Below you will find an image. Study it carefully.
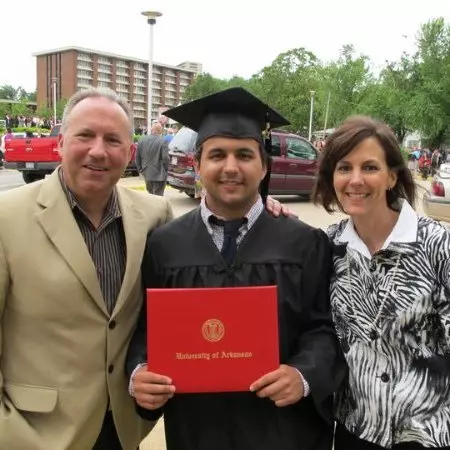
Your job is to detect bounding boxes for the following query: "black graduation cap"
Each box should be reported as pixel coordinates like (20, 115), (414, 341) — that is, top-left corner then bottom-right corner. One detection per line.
(163, 87), (290, 201)
(163, 87), (289, 147)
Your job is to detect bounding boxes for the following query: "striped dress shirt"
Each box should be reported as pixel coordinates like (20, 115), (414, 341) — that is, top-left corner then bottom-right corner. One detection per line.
(58, 169), (126, 314)
(200, 196), (264, 249)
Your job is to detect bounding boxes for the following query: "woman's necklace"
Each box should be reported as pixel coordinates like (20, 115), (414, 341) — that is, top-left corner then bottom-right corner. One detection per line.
(346, 251), (401, 337)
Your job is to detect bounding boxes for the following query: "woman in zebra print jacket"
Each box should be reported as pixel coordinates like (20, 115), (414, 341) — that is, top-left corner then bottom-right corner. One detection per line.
(313, 116), (450, 449)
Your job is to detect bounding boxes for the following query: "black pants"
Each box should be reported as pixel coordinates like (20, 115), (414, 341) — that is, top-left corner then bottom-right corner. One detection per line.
(92, 411), (123, 450)
(334, 423), (450, 450)
(145, 180), (166, 196)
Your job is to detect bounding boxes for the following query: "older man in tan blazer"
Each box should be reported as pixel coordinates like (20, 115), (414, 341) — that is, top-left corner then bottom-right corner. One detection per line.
(0, 88), (172, 449)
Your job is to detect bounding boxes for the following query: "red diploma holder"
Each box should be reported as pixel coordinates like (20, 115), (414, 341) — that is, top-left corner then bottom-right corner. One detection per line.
(147, 286), (279, 393)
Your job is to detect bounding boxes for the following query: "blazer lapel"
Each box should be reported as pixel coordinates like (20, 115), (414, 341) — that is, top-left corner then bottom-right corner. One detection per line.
(111, 187), (148, 318)
(35, 171), (108, 317)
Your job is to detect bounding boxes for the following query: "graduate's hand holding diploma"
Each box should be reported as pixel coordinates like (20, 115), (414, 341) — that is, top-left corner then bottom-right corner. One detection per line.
(250, 364), (304, 407)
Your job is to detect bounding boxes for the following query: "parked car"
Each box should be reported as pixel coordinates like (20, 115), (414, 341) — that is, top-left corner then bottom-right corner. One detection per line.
(422, 163), (450, 223)
(167, 127), (319, 198)
(166, 127), (198, 197)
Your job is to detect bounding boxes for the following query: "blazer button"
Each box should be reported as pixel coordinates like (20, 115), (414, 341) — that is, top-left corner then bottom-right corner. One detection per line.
(108, 365), (114, 374)
(380, 372), (390, 383)
(109, 320), (116, 330)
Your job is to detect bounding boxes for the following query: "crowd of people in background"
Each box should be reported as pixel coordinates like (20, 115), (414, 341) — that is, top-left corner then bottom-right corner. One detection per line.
(134, 123), (178, 138)
(4, 114), (52, 129)
(407, 146), (449, 179)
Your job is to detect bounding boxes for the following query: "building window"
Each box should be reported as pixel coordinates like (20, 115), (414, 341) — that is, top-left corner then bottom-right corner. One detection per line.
(97, 81), (112, 88)
(77, 62), (93, 71)
(98, 57), (112, 65)
(116, 84), (129, 93)
(77, 78), (93, 87)
(116, 60), (130, 69)
(98, 64), (112, 74)
(77, 69), (92, 79)
(77, 52), (93, 62)
(134, 70), (146, 80)
(98, 75), (111, 83)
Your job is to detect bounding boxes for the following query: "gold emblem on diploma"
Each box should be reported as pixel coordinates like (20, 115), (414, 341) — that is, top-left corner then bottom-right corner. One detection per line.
(202, 319), (225, 342)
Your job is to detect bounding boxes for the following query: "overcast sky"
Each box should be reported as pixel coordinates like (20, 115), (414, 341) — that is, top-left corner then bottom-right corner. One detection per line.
(2, 0), (449, 92)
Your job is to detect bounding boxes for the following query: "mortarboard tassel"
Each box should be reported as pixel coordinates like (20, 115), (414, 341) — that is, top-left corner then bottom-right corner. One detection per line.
(259, 122), (272, 203)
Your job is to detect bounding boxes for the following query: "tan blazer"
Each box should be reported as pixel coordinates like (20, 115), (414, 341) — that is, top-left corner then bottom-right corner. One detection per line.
(0, 170), (173, 450)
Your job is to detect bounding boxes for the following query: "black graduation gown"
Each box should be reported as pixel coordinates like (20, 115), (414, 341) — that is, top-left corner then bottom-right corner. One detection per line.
(127, 208), (345, 450)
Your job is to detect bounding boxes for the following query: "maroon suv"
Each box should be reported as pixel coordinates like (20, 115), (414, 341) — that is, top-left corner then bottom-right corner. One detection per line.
(167, 128), (319, 198)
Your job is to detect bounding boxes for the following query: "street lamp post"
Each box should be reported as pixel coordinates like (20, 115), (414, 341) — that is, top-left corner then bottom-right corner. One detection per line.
(51, 77), (58, 126)
(141, 10), (162, 132)
(308, 90), (315, 142)
(323, 91), (331, 136)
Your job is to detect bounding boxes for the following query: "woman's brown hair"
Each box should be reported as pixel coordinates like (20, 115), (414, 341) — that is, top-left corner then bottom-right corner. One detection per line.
(312, 115), (416, 213)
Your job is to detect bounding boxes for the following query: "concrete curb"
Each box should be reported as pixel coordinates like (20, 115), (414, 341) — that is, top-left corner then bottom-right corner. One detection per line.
(120, 183), (175, 192)
(126, 185), (146, 191)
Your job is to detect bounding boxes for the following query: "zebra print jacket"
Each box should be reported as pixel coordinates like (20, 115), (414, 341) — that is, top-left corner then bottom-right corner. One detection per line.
(327, 201), (450, 448)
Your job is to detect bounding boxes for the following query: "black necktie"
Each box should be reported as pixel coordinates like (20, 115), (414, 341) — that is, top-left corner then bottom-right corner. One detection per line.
(209, 216), (247, 265)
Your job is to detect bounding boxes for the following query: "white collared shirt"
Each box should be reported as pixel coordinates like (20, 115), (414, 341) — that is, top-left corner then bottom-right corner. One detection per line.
(339, 201), (418, 259)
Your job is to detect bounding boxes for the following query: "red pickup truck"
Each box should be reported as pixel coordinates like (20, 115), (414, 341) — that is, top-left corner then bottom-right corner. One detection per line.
(5, 125), (137, 183)
(4, 126), (61, 183)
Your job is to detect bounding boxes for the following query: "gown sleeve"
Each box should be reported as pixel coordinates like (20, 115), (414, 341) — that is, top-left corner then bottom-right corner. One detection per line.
(287, 228), (347, 422)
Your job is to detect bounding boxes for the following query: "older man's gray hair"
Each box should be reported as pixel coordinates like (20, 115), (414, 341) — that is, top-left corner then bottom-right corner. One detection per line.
(61, 87), (134, 138)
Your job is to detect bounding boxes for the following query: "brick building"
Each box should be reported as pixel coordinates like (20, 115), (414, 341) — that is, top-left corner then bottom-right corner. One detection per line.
(33, 46), (202, 126)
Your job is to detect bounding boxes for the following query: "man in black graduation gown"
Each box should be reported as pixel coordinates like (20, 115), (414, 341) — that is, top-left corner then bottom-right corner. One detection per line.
(126, 88), (345, 450)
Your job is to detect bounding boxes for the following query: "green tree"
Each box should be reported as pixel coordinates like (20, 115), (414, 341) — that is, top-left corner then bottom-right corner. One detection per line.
(11, 100), (32, 117)
(0, 103), (10, 119)
(24, 90), (36, 102)
(409, 17), (450, 147)
(182, 73), (227, 102)
(56, 98), (68, 119)
(356, 55), (417, 142)
(0, 85), (35, 101)
(0, 85), (20, 100)
(253, 48), (322, 134)
(226, 75), (250, 89)
(173, 18), (450, 146)
(319, 45), (374, 129)
(36, 105), (52, 120)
